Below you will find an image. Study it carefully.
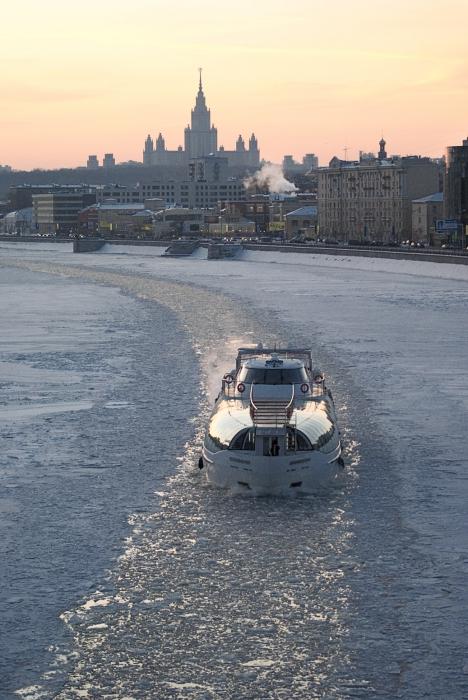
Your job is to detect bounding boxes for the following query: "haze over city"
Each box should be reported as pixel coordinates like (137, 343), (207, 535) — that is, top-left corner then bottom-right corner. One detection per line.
(2, 0), (468, 170)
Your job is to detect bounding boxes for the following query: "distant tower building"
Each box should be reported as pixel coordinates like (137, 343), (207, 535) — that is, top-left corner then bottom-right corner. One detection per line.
(378, 137), (388, 161)
(103, 153), (116, 169)
(184, 69), (218, 158)
(143, 71), (259, 168)
(248, 133), (260, 166)
(87, 155), (99, 169)
(236, 135), (246, 152)
(143, 135), (154, 166)
(156, 133), (166, 152)
(303, 153), (319, 169)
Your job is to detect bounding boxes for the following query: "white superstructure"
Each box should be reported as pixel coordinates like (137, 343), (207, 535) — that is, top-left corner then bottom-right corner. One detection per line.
(199, 347), (344, 494)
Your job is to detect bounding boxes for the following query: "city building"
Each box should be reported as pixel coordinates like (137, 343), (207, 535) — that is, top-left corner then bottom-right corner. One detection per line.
(411, 192), (444, 245)
(283, 154), (319, 173)
(208, 214), (255, 236)
(223, 196), (270, 233)
(152, 207), (206, 238)
(317, 142), (441, 243)
(103, 153), (116, 169)
(8, 184), (72, 211)
(95, 183), (141, 204)
(1, 207), (33, 235)
(143, 72), (260, 170)
(269, 194), (317, 231)
(78, 202), (152, 238)
(445, 137), (468, 239)
(284, 206), (318, 239)
(87, 155), (100, 169)
(140, 155), (246, 208)
(32, 188), (96, 235)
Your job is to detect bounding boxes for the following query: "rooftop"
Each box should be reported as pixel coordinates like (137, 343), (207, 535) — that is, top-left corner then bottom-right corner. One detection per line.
(285, 206), (318, 217)
(413, 192), (444, 204)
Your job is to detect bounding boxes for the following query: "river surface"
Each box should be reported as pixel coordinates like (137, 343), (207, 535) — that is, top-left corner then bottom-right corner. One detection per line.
(0, 243), (467, 699)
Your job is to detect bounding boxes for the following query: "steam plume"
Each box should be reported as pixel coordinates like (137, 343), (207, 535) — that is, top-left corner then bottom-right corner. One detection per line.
(244, 163), (298, 195)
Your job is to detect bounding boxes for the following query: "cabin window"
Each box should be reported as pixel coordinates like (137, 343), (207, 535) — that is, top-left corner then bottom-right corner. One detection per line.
(205, 432), (229, 452)
(286, 429), (313, 452)
(229, 429), (256, 451)
(239, 367), (308, 385)
(317, 425), (335, 449)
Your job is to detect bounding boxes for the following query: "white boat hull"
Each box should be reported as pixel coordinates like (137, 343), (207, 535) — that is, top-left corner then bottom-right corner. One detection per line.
(202, 445), (343, 494)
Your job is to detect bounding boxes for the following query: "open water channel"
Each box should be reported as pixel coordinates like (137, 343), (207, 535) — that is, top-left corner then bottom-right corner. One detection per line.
(0, 244), (467, 699)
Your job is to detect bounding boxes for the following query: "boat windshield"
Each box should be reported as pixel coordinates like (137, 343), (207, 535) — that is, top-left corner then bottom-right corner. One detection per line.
(239, 367), (308, 385)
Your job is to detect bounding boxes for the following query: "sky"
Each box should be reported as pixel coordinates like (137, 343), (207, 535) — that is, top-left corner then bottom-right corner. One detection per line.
(1, 0), (468, 170)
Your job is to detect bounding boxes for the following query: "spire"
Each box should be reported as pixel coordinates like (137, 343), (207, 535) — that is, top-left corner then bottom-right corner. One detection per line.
(378, 136), (387, 161)
(236, 135), (245, 152)
(193, 68), (208, 115)
(144, 134), (154, 152)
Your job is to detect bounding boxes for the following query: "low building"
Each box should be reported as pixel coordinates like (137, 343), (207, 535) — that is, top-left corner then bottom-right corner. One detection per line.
(411, 192), (444, 245)
(33, 189), (96, 235)
(208, 215), (255, 236)
(79, 202), (152, 238)
(152, 207), (205, 238)
(285, 206), (318, 239)
(269, 194), (317, 231)
(9, 184), (83, 211)
(1, 207), (33, 235)
(223, 196), (270, 233)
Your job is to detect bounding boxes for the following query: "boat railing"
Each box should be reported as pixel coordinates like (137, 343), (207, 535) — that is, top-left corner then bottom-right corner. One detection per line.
(249, 383), (257, 420)
(249, 384), (295, 427)
(286, 384), (295, 420)
(236, 347), (313, 373)
(221, 373), (237, 398)
(311, 374), (326, 398)
(221, 375), (326, 402)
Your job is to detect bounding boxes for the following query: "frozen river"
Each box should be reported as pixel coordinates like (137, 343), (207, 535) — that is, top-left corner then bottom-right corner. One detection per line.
(0, 242), (467, 699)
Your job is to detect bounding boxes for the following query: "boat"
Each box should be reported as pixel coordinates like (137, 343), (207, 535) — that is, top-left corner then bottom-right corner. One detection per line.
(199, 345), (344, 493)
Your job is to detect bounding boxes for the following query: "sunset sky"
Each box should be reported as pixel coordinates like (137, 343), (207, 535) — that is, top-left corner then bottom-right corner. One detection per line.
(1, 0), (468, 170)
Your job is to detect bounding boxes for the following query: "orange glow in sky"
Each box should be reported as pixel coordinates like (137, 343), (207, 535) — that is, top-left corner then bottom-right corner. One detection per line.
(1, 0), (468, 169)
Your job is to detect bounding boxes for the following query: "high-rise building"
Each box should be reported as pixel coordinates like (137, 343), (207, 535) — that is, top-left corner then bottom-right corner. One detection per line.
(103, 153), (116, 169)
(184, 70), (218, 158)
(283, 154), (318, 173)
(143, 71), (260, 169)
(87, 155), (100, 169)
(445, 137), (468, 231)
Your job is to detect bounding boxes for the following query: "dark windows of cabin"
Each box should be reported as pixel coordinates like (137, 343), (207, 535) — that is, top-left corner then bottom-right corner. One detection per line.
(239, 367), (308, 385)
(286, 428), (313, 452)
(229, 428), (256, 451)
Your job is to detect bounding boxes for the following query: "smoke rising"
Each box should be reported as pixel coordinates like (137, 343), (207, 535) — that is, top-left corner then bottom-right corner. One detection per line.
(244, 163), (298, 195)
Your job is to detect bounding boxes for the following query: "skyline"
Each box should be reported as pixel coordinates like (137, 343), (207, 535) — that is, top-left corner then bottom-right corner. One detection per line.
(1, 0), (468, 170)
